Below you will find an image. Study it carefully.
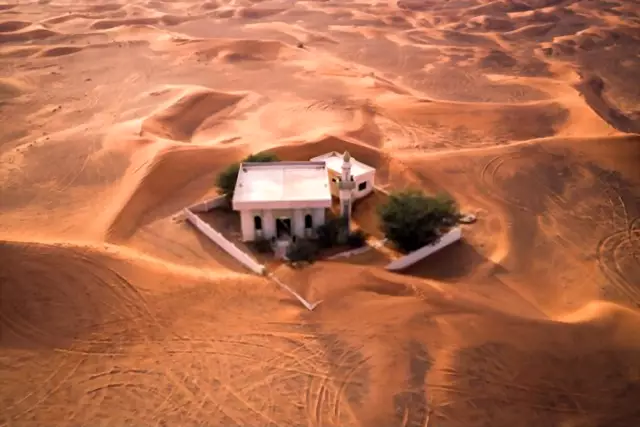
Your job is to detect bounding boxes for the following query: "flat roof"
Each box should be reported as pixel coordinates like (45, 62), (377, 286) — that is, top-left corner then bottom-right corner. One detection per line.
(310, 152), (375, 177)
(232, 161), (332, 208)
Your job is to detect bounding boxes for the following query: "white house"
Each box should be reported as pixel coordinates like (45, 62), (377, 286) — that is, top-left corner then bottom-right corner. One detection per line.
(232, 161), (332, 242)
(310, 151), (375, 200)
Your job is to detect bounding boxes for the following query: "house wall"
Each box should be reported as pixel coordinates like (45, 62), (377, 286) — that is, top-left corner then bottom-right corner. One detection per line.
(328, 170), (340, 197)
(240, 210), (256, 242)
(385, 227), (462, 271)
(239, 207), (327, 242)
(328, 169), (375, 200)
(292, 209), (304, 237)
(311, 208), (325, 231)
(354, 170), (375, 199)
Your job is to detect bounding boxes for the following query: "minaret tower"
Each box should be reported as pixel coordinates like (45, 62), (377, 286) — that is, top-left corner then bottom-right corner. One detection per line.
(338, 151), (356, 231)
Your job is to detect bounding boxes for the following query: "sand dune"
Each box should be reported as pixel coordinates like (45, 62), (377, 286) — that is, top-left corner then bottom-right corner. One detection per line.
(170, 37), (296, 62)
(141, 88), (247, 141)
(0, 77), (32, 100)
(575, 73), (640, 133)
(104, 144), (247, 242)
(0, 20), (31, 32)
(1, 0), (639, 426)
(0, 26), (60, 43)
(3, 238), (639, 426)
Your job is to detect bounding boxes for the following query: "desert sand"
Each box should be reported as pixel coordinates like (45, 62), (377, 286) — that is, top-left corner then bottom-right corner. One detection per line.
(1, 0), (639, 426)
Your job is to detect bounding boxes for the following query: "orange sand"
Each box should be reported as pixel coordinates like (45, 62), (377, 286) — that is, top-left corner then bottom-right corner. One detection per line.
(1, 1), (639, 426)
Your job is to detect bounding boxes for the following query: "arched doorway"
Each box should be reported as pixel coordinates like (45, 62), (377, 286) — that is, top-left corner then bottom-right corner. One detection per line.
(275, 217), (291, 238)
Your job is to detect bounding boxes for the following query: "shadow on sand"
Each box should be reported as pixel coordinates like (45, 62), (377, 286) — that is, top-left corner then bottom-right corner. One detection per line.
(401, 239), (506, 280)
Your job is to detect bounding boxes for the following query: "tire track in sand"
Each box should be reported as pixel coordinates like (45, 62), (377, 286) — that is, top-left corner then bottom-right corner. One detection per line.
(0, 357), (85, 427)
(596, 219), (640, 306)
(306, 334), (365, 427)
(332, 354), (371, 421)
(305, 367), (332, 427)
(479, 152), (533, 213)
(0, 243), (157, 352)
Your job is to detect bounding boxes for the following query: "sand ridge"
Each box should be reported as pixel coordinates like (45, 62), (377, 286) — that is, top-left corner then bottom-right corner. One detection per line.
(1, 0), (639, 426)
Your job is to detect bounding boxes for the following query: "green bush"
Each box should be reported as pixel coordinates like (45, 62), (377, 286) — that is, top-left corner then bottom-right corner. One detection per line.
(378, 189), (458, 253)
(347, 229), (368, 248)
(286, 238), (318, 263)
(315, 224), (334, 248)
(315, 217), (347, 248)
(215, 152), (279, 200)
(252, 237), (272, 254)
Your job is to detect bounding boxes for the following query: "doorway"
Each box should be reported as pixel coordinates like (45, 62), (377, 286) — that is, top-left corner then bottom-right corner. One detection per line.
(275, 217), (291, 239)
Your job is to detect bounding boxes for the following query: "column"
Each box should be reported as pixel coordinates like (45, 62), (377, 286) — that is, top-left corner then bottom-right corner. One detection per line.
(293, 209), (305, 238)
(263, 209), (275, 240)
(240, 210), (254, 242)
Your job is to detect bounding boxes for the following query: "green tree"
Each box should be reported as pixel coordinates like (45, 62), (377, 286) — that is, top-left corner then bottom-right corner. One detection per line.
(377, 189), (458, 253)
(286, 238), (318, 263)
(315, 217), (347, 248)
(216, 152), (279, 199)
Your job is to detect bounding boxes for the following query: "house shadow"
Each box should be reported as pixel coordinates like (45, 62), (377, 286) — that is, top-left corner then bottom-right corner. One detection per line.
(401, 239), (506, 281)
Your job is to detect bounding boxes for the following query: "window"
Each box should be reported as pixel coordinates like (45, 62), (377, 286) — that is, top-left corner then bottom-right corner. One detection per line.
(358, 181), (367, 191)
(254, 215), (262, 230)
(304, 214), (313, 229)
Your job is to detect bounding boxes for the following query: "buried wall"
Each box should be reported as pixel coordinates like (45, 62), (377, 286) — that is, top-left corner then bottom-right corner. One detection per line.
(187, 195), (228, 213)
(385, 227), (462, 271)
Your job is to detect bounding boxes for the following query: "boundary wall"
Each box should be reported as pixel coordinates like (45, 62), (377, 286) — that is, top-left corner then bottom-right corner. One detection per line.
(385, 227), (462, 271)
(183, 209), (266, 275)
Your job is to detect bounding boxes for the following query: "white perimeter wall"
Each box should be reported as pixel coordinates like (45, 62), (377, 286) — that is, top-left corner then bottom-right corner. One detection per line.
(188, 195), (227, 213)
(327, 244), (371, 260)
(385, 227), (462, 271)
(184, 209), (266, 275)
